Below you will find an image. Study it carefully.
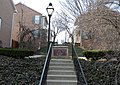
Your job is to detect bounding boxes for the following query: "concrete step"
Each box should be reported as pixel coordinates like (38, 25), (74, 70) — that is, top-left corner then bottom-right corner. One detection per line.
(50, 61), (73, 64)
(47, 58), (77, 85)
(47, 80), (77, 85)
(51, 56), (71, 59)
(48, 70), (76, 75)
(47, 75), (77, 80)
(49, 62), (74, 66)
(51, 59), (72, 61)
(49, 66), (75, 70)
(50, 59), (73, 63)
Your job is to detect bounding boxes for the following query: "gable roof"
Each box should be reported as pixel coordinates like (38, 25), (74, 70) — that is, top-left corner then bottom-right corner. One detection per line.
(15, 2), (42, 15)
(10, 0), (17, 13)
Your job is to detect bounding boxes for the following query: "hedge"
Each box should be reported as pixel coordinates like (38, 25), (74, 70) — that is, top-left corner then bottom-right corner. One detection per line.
(0, 48), (34, 58)
(83, 50), (113, 60)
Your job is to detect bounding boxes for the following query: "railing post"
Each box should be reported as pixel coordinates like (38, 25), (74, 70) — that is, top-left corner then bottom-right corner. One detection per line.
(39, 43), (52, 85)
(72, 44), (88, 85)
(72, 44), (74, 60)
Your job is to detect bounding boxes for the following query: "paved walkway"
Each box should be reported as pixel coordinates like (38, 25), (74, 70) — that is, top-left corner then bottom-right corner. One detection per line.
(46, 57), (77, 85)
(25, 55), (45, 58)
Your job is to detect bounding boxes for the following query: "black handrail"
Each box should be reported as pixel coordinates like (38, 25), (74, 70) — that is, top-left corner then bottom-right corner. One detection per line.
(39, 43), (52, 85)
(72, 44), (88, 85)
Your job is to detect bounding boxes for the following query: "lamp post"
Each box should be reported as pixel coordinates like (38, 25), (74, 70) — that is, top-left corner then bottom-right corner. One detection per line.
(46, 3), (54, 51)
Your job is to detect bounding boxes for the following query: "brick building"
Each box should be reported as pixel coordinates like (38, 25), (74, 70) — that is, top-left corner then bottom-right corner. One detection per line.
(12, 3), (48, 50)
(0, 0), (16, 47)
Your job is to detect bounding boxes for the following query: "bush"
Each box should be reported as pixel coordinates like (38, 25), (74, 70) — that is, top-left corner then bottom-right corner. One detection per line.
(83, 50), (113, 60)
(0, 48), (34, 58)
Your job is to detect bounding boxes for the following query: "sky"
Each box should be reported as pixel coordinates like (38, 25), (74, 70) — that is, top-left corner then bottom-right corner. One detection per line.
(13, 0), (62, 15)
(13, 0), (68, 43)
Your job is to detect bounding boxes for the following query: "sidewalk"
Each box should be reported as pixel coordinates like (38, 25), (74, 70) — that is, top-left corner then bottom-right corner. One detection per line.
(78, 57), (87, 60)
(25, 55), (45, 58)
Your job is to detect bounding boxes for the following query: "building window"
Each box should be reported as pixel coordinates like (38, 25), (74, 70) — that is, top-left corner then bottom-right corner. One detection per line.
(32, 15), (41, 24)
(31, 28), (40, 38)
(0, 17), (2, 30)
(35, 15), (40, 24)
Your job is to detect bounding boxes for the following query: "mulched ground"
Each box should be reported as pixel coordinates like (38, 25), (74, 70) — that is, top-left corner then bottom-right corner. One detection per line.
(0, 55), (45, 85)
(79, 58), (120, 85)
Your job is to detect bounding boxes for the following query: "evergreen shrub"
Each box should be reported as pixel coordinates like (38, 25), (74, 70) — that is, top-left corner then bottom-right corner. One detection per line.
(0, 48), (34, 58)
(83, 50), (113, 60)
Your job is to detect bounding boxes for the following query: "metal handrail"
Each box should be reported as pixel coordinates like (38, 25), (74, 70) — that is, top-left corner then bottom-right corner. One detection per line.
(39, 43), (52, 85)
(72, 44), (88, 85)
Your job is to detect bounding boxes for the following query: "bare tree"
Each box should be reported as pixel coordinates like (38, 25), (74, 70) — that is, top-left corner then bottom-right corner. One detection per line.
(59, 0), (99, 44)
(52, 16), (64, 43)
(60, 0), (96, 18)
(56, 11), (76, 43)
(17, 7), (36, 50)
(59, 0), (120, 48)
(76, 5), (120, 50)
(59, 0), (120, 84)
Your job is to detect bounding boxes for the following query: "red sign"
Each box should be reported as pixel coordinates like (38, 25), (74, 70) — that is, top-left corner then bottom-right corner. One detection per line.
(53, 48), (67, 56)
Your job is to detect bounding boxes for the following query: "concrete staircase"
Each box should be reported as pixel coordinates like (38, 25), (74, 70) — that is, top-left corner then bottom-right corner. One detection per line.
(47, 58), (77, 85)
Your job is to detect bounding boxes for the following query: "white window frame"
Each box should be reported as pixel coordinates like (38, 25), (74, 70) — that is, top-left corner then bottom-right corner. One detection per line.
(35, 15), (40, 24)
(0, 17), (2, 30)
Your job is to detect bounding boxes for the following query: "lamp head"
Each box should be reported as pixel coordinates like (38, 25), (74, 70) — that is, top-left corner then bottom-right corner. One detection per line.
(46, 3), (54, 16)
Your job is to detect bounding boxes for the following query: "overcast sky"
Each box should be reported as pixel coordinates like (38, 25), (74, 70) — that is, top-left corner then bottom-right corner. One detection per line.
(13, 0), (62, 16)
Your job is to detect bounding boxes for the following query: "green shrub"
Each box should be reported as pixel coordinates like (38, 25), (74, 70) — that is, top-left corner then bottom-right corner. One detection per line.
(83, 50), (113, 60)
(0, 48), (34, 58)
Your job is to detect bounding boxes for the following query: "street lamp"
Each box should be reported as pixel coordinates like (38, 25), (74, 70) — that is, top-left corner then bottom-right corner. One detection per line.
(46, 3), (54, 51)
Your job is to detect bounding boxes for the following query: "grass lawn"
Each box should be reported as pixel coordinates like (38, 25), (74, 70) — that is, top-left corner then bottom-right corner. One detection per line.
(68, 44), (84, 57)
(35, 46), (47, 55)
(35, 44), (84, 57)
